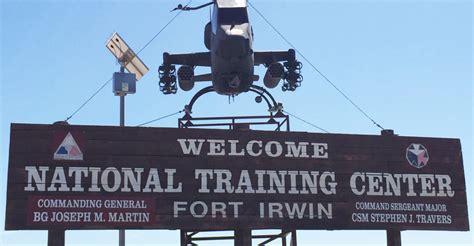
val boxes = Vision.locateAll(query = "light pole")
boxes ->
[118,65,125,246]
[119,66,126,127]
[106,32,149,246]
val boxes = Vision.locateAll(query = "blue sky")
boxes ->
[1,0,472,245]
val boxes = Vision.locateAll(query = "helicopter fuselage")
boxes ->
[209,6,254,95]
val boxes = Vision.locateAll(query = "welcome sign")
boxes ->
[5,124,469,231]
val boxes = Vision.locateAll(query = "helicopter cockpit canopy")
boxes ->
[218,8,248,25]
[216,0,247,8]
[215,0,249,25]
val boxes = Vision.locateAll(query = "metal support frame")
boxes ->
[178,86,295,246]
[179,85,289,131]
[180,230,297,246]
[184,85,280,114]
[178,112,289,131]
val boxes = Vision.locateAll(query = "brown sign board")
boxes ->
[5,123,469,231]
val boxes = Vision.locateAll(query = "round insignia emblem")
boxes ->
[406,143,429,169]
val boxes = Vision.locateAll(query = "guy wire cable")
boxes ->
[248,0,385,131]
[283,110,330,133]
[136,110,184,127]
[64,0,194,122]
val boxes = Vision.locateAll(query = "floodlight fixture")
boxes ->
[106,32,149,81]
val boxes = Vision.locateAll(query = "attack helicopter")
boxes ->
[158,0,303,96]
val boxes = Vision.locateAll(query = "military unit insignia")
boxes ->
[406,143,429,169]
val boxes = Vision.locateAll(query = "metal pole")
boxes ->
[120,95,125,126]
[119,67,125,246]
[180,231,187,246]
[281,230,287,246]
[290,230,297,246]
[235,229,252,246]
[387,230,401,246]
[48,230,65,246]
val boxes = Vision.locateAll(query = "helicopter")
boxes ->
[158,0,302,96]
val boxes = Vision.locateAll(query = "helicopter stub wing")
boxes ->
[189,73,258,82]
[194,73,212,82]
[254,50,296,66]
[163,52,211,67]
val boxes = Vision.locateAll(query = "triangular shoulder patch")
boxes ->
[53,132,83,160]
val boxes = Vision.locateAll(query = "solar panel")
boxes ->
[106,32,149,81]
